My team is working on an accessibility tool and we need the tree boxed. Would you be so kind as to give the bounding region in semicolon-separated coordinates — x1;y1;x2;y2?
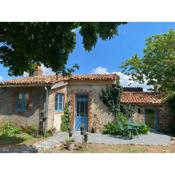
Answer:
121;29;175;94
0;22;126;76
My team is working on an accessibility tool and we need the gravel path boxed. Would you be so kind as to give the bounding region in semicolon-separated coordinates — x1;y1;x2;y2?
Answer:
34;131;171;151
0;132;171;153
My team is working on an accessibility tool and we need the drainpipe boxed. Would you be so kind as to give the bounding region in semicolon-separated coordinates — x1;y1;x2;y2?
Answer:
44;85;49;131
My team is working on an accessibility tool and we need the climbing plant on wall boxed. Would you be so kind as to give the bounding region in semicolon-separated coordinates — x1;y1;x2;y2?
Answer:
99;79;133;118
61;101;70;131
100;80;149;137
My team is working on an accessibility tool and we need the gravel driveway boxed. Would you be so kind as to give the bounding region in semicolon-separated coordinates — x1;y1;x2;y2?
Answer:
34;131;171;151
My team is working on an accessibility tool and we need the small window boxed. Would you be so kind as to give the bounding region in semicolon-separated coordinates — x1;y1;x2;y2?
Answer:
55;93;64;112
16;93;29;112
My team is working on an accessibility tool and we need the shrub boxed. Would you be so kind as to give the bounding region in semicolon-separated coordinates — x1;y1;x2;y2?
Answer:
137;124;149;134
61;102;70;131
0;122;22;136
43;128;56;137
22;126;38;137
103;122;118;135
103;114;149;138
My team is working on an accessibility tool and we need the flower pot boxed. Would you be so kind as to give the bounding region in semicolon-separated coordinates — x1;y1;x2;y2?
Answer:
67;143;75;151
80;125;85;135
69;130;73;138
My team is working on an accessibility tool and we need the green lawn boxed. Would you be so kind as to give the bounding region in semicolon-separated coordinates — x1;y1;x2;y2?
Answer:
0;132;43;147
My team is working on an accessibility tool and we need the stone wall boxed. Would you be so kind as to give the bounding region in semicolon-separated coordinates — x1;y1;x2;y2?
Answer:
132;106;145;123
131;104;173;133
158;106;173;132
0;87;45;129
68;81;115;132
47;85;67;131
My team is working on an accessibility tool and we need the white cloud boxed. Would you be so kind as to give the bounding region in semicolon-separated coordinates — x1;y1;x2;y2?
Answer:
92;66;152;91
0;76;3;82
92;66;109;74
23;64;55;77
115;72;151;91
41;64;55;75
23;72;29;77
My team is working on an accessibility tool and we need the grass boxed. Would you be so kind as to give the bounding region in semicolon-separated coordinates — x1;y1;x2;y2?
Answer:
45;143;175;153
0;132;43;147
0;123;45;147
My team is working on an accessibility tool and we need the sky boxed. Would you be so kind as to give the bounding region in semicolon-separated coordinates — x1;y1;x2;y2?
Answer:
0;22;175;90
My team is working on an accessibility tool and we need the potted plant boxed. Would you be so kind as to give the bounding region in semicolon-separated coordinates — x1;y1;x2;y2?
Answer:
68;128;73;138
66;139;75;151
80;124;84;135
83;132;88;143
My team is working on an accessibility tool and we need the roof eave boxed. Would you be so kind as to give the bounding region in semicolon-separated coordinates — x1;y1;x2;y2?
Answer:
0;83;52;88
122;102;163;106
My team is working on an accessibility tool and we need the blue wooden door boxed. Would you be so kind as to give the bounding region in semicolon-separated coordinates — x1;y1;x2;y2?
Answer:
75;95;88;131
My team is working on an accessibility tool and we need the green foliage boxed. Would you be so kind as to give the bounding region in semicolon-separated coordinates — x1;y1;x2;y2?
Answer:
121;29;175;93
43;128;56;138
0;122;22;136
137;124;150;134
0;22;126;76
103;113;149;137
100;80;147;138
22;126;38;137
100;80;133;117
61;102;70;131
166;92;175;134
166;92;175;113
103;122;118;135
65;138;75;144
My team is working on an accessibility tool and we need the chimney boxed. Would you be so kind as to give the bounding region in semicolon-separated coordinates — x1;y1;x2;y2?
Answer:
123;87;143;92
32;65;43;76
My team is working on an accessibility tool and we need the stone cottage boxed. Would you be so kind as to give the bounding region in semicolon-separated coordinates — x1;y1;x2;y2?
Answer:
121;88;172;132
0;66;172;133
0;66;117;132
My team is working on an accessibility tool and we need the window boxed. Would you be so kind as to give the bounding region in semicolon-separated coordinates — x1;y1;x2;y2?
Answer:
16;93;29;112
55;93;64;112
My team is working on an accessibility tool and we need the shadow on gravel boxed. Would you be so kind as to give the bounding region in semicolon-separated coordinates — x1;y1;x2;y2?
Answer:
0;135;25;147
109;135;133;140
0;144;38;153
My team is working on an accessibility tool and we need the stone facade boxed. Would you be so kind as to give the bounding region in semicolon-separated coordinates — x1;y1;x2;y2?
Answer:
0;87;46;129
132;106;145;123
131;104;173;132
67;81;114;132
0;81;115;132
158;106;173;132
0;80;173;133
47;85;67;131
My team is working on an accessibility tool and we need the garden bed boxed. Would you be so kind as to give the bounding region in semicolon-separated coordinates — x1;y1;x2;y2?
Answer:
0;122;45;148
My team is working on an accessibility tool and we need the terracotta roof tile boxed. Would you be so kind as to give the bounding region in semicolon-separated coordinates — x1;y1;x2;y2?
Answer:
121;92;164;105
0;74;117;86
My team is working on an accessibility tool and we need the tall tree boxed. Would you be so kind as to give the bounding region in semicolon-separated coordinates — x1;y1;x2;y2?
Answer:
0;22;126;76
121;29;175;94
